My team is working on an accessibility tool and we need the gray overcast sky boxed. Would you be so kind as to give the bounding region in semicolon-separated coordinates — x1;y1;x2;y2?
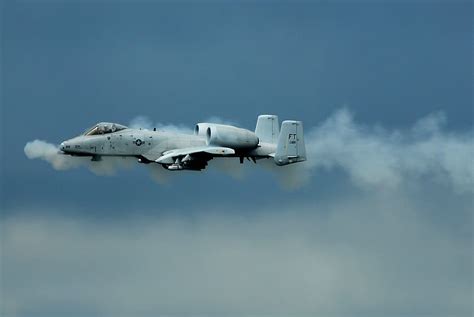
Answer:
1;1;473;316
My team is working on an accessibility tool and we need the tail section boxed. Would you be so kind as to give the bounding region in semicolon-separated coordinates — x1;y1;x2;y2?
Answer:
274;120;306;166
255;115;279;144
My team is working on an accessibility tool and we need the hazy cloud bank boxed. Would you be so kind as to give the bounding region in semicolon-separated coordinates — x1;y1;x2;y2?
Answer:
24;109;474;192
1;190;472;316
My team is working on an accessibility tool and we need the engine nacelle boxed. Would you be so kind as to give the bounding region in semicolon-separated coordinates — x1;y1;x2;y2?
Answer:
195;123;214;136
196;123;259;149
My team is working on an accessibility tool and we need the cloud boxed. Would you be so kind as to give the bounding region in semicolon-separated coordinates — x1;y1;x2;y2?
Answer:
1;190;472;316
24;109;474;192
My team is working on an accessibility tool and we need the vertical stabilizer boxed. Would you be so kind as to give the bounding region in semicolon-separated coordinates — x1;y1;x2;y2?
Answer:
255;115;279;144
274;120;306;166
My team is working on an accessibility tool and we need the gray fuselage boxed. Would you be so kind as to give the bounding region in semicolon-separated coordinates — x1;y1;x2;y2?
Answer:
60;128;276;162
61;129;204;158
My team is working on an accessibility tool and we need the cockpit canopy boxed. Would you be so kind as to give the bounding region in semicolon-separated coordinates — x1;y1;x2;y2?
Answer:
83;122;128;136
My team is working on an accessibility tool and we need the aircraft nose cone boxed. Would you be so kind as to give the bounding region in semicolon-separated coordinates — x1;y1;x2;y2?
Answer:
60;142;66;151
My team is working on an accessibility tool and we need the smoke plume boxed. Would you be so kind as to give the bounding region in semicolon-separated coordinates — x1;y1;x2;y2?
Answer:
129;116;194;134
304;109;474;192
24;140;135;176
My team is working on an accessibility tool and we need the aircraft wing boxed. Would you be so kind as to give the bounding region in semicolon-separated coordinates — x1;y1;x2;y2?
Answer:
155;146;235;170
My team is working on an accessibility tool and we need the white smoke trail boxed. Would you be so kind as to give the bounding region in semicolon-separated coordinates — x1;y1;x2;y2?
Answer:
24;140;135;176
146;164;172;184
204;116;239;126
24;140;85;171
128;115;238;134
302;109;474;193
259;159;310;190
210;157;245;179
129;116;193;134
24;110;474;192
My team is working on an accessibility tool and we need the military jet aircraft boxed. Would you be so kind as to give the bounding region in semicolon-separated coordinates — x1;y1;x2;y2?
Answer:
59;115;306;171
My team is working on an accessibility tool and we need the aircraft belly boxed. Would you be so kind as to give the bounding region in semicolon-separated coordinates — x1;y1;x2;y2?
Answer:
248;142;277;157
